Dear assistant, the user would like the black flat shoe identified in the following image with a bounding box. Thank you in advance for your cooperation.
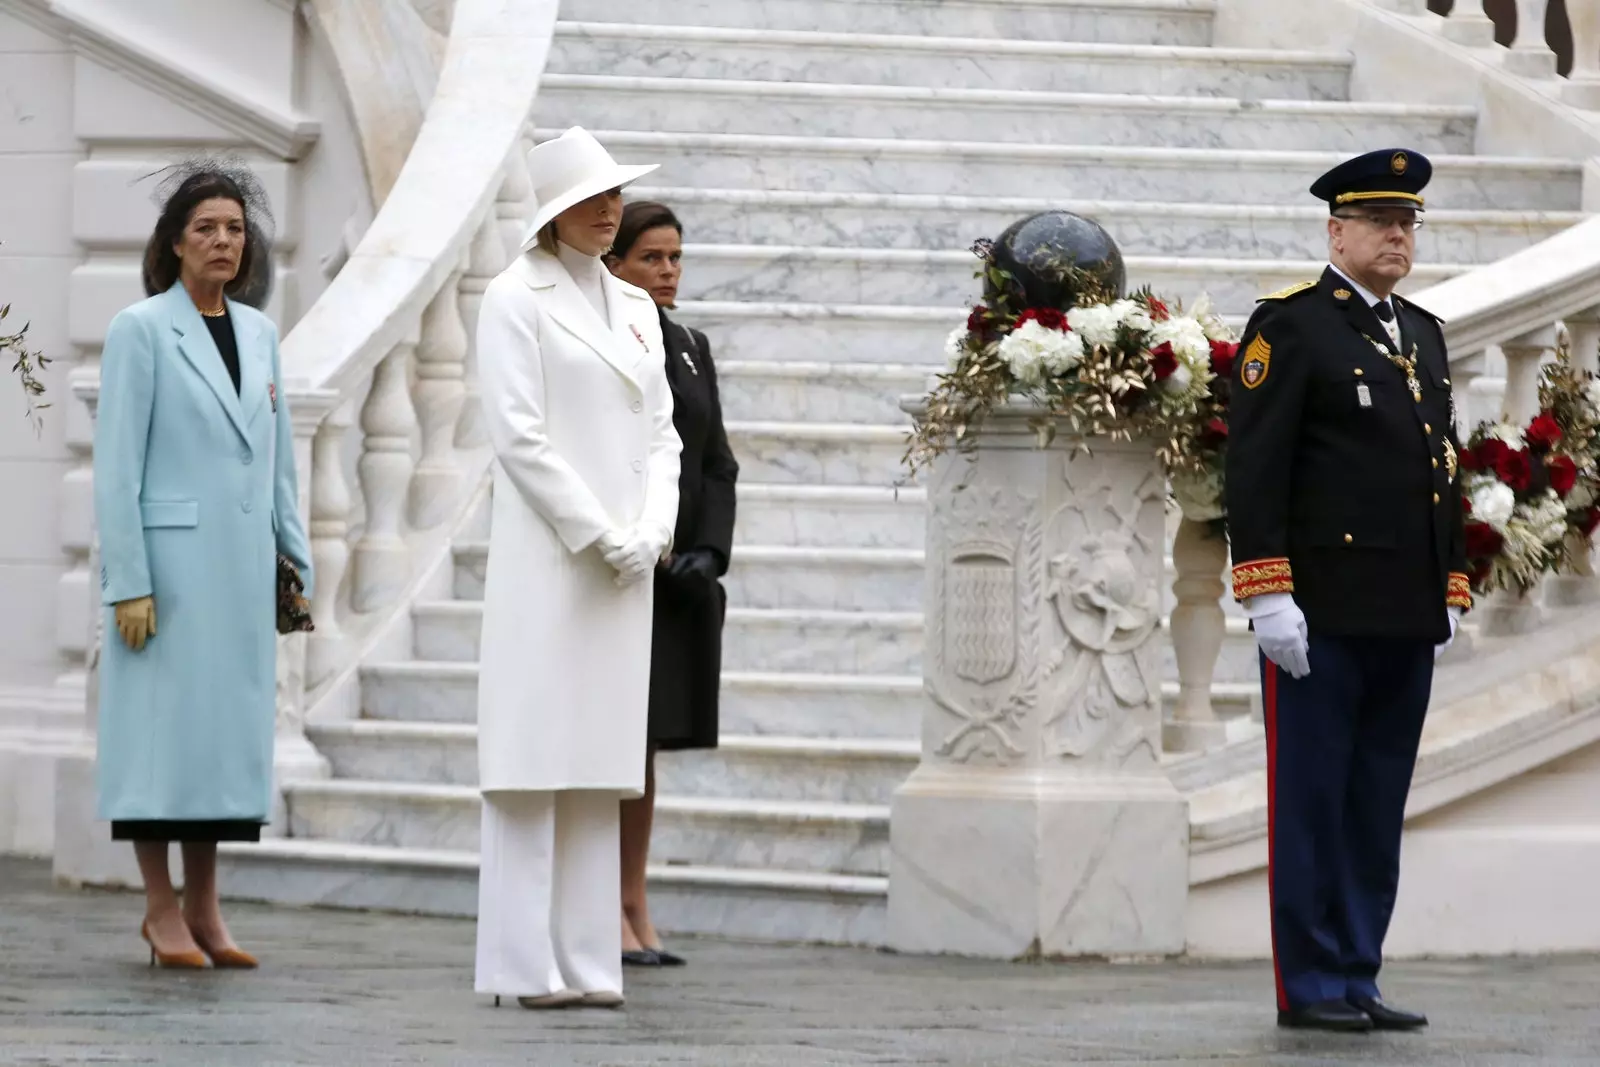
[1277,999,1374,1032]
[649,948,686,967]
[1348,995,1428,1031]
[621,949,661,967]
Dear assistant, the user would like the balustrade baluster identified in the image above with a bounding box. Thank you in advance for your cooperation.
[1442,0,1498,46]
[307,400,356,685]
[352,336,420,612]
[457,196,513,451]
[1481,328,1557,634]
[499,138,535,263]
[1566,0,1600,106]
[1504,0,1558,76]
[1164,516,1233,752]
[410,270,469,528]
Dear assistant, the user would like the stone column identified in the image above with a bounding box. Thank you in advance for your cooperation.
[1504,0,1558,77]
[1443,0,1498,45]
[1164,516,1230,752]
[1564,0,1600,107]
[888,409,1188,959]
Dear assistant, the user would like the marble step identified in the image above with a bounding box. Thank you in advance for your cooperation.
[357,661,1252,738]
[305,722,920,804]
[219,838,888,944]
[641,187,1584,264]
[675,301,963,366]
[407,593,1257,679]
[284,780,892,876]
[360,663,928,738]
[409,601,925,674]
[718,361,937,424]
[550,23,1350,100]
[540,77,1476,153]
[725,546,924,611]
[553,0,1217,44]
[733,484,927,551]
[678,244,1469,314]
[724,420,912,487]
[550,130,1585,211]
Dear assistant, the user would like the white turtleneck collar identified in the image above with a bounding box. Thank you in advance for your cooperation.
[556,240,608,320]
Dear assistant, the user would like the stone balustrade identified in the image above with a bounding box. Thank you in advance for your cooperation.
[1424,0,1600,106]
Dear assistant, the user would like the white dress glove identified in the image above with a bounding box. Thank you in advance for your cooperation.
[1246,592,1310,680]
[600,522,671,587]
[1434,606,1464,661]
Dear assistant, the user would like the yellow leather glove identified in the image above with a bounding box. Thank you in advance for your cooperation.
[114,595,156,652]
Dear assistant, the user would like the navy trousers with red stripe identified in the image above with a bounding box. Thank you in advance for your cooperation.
[1261,633,1433,1011]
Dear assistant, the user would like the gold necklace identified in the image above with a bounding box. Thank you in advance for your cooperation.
[200,304,226,318]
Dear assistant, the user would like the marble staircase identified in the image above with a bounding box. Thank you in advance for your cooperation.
[229,0,1585,942]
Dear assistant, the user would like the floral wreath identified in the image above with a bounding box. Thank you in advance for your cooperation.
[1459,343,1600,595]
[905,239,1238,528]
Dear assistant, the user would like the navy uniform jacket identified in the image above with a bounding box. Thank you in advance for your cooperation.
[1224,267,1470,643]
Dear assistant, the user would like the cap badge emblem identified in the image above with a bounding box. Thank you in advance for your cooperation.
[1391,152,1409,176]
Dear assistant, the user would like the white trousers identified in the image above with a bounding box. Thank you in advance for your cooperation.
[474,789,622,998]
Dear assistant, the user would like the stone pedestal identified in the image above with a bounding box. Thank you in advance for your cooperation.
[888,414,1189,959]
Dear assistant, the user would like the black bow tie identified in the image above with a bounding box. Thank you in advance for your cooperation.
[1374,301,1395,323]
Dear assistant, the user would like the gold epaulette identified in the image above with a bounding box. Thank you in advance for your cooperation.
[1257,280,1317,303]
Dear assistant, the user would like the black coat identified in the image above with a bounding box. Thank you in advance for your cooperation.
[1225,267,1469,644]
[648,310,739,750]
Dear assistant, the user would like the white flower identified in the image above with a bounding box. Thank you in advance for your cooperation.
[1171,467,1225,523]
[1112,299,1153,334]
[1516,489,1568,545]
[1486,422,1524,446]
[944,325,969,370]
[1568,479,1597,510]
[1066,304,1122,348]
[1151,316,1212,367]
[1585,377,1600,413]
[1469,478,1517,532]
[1189,294,1232,342]
[996,319,1081,385]
[1158,361,1194,396]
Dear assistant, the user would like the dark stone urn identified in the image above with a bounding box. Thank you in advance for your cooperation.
[983,211,1126,312]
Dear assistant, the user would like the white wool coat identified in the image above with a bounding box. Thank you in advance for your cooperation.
[474,248,681,794]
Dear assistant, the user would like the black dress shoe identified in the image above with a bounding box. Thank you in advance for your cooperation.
[1348,995,1428,1031]
[621,949,660,967]
[1277,999,1374,1032]
[650,948,686,967]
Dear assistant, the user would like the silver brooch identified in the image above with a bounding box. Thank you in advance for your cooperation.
[681,350,699,376]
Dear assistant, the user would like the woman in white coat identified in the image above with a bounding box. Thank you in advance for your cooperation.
[472,127,681,1010]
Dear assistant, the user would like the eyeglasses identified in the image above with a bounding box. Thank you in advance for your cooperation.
[1334,213,1425,233]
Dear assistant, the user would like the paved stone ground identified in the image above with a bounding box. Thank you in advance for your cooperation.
[3,860,1598,1066]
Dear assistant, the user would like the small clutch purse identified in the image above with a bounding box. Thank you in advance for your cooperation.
[276,553,314,635]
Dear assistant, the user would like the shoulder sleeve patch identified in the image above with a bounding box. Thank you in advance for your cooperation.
[1257,280,1317,303]
[1239,333,1272,389]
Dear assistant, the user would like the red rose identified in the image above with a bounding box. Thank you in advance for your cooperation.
[1147,297,1171,323]
[1462,493,1472,516]
[1527,412,1563,451]
[966,305,990,334]
[1149,341,1178,381]
[1470,437,1507,473]
[1548,455,1579,497]
[1582,507,1600,539]
[1495,447,1533,491]
[1464,520,1505,559]
[1017,307,1068,332]
[1209,340,1237,379]
[1199,416,1228,449]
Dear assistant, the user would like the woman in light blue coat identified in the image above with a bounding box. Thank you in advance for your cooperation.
[93,162,313,970]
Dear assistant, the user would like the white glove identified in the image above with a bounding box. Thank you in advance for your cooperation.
[601,522,671,588]
[1434,606,1463,661]
[1246,593,1310,680]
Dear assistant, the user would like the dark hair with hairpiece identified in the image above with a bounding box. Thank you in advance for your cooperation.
[610,201,683,261]
[140,158,276,308]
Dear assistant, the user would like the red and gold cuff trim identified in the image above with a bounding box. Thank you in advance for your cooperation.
[1447,572,1473,611]
[1232,558,1294,600]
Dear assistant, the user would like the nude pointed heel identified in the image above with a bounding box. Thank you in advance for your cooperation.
[140,921,206,970]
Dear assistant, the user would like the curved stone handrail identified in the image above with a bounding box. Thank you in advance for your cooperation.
[279,0,554,396]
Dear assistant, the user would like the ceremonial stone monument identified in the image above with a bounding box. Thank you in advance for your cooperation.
[888,216,1189,959]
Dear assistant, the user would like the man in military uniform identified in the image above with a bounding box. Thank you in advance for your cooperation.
[1225,148,1471,1033]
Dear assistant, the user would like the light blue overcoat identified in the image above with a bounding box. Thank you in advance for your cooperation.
[93,284,313,824]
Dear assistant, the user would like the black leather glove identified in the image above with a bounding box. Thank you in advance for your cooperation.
[667,548,720,595]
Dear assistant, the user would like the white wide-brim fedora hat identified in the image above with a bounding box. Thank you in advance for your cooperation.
[519,127,659,252]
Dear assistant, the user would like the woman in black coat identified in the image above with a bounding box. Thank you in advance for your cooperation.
[606,201,738,967]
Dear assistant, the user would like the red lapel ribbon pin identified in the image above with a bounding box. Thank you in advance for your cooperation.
[268,381,277,413]
[630,324,649,351]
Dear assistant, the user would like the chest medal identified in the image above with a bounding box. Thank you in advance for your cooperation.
[681,349,699,376]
